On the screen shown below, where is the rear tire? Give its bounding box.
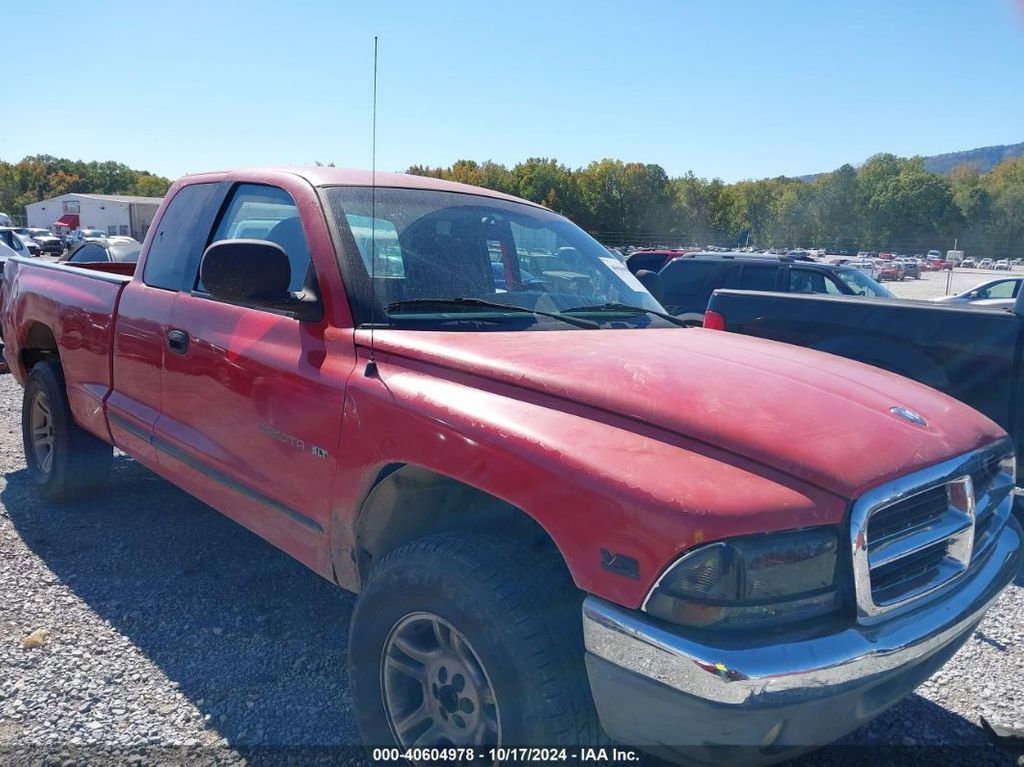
[349,532,602,753]
[22,360,112,501]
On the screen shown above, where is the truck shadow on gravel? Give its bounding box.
[2,457,363,758]
[2,458,1014,766]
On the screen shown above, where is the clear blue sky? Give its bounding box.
[5,0,1023,182]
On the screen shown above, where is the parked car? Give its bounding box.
[625,248,692,275]
[893,258,920,279]
[15,232,40,256]
[995,260,1011,271]
[961,258,977,268]
[0,239,18,263]
[61,239,142,265]
[0,227,33,259]
[2,167,1019,761]
[875,260,904,281]
[845,259,882,279]
[652,252,891,325]
[927,249,943,259]
[64,228,109,249]
[18,227,64,256]
[979,258,994,269]
[931,277,1022,308]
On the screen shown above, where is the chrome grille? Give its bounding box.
[851,442,1015,623]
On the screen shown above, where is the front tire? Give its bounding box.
[22,360,113,501]
[349,532,601,753]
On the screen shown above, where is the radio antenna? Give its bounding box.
[365,35,380,378]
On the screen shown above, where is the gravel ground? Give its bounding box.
[0,364,1022,765]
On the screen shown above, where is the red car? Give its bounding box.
[876,261,905,281]
[2,168,1018,761]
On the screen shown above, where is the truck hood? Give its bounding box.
[362,327,1006,499]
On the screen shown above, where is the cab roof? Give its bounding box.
[184,166,546,209]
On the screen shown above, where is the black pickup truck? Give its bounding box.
[704,289,1024,497]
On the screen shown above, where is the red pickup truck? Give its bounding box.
[2,168,1020,762]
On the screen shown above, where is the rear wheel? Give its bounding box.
[349,532,602,753]
[22,360,112,501]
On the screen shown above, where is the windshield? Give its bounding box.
[835,267,892,298]
[326,186,667,330]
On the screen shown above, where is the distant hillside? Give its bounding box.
[797,141,1024,181]
[922,142,1024,175]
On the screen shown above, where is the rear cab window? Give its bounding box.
[142,182,224,291]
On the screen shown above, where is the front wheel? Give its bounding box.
[349,532,601,752]
[22,360,112,500]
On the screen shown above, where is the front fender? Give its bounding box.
[329,355,846,609]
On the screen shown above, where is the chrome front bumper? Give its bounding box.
[583,518,1020,759]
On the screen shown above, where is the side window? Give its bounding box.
[738,265,778,290]
[720,265,742,289]
[788,268,829,294]
[821,274,846,295]
[143,182,221,291]
[985,280,1017,299]
[206,184,312,293]
[660,261,717,297]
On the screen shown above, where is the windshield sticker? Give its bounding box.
[600,256,647,292]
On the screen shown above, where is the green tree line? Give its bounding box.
[0,155,172,223]
[408,154,1024,258]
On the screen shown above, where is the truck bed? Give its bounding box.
[2,257,132,442]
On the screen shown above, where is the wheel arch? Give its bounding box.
[19,321,61,378]
[348,463,571,590]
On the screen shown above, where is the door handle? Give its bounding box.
[167,329,190,354]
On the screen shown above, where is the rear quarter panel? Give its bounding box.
[3,258,128,441]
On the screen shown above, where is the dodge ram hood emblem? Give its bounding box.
[890,406,928,427]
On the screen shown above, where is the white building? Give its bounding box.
[25,193,163,241]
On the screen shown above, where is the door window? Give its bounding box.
[981,280,1019,299]
[788,268,836,294]
[205,184,312,293]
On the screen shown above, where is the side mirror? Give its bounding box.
[969,290,981,299]
[635,269,665,304]
[200,239,321,322]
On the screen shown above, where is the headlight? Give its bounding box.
[644,527,841,630]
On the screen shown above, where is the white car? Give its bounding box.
[979,258,994,269]
[845,259,881,279]
[994,260,1011,271]
[0,227,32,258]
[0,238,20,263]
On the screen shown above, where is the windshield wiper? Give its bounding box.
[561,302,689,327]
[384,298,600,329]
